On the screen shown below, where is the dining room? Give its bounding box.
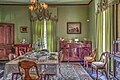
[0,0,120,80]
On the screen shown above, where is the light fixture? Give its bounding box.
[29,0,52,20]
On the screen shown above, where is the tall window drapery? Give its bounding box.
[32,19,57,52]
[96,12,103,59]
[96,0,114,59]
[105,7,112,52]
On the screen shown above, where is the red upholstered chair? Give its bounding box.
[91,52,108,79]
[84,49,96,70]
[12,60,44,80]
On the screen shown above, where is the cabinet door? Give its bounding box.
[0,25,5,44]
[5,24,14,59]
[5,24,14,44]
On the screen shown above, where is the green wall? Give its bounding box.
[0,5,96,46]
[118,4,120,37]
[0,6,57,44]
[118,3,120,51]
[88,0,96,49]
[0,6,31,44]
[57,6,89,41]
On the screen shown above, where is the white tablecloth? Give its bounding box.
[4,52,59,80]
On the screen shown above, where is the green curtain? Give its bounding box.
[96,12,103,60]
[32,20,44,51]
[109,4,114,72]
[33,20,44,42]
[105,8,111,52]
[47,20,56,52]
[32,19,56,52]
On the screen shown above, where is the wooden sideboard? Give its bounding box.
[59,41,92,61]
[14,44,31,57]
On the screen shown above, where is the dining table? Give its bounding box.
[4,51,59,80]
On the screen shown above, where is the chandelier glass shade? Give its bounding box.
[29,0,52,20]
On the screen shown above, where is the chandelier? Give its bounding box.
[29,0,52,20]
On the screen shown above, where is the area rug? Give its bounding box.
[0,63,92,80]
[54,63,93,80]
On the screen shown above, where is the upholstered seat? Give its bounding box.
[92,62,104,68]
[84,56,93,60]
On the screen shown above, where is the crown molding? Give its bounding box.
[0,0,92,6]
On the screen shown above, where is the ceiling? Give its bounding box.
[0,0,92,5]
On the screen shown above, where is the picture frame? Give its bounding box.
[20,26,27,33]
[67,22,81,34]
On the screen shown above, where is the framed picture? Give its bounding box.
[67,22,81,34]
[20,26,27,33]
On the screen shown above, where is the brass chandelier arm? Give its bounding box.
[29,0,51,21]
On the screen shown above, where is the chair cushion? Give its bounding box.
[91,62,104,69]
[84,56,92,61]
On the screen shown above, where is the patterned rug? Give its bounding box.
[55,63,93,80]
[0,63,92,80]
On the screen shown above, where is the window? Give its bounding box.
[103,11,106,52]
[44,19,47,49]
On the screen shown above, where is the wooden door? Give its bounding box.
[0,23,14,60]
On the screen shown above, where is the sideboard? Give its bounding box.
[59,41,92,61]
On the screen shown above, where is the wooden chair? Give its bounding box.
[91,52,108,80]
[12,60,44,80]
[84,49,96,70]
[8,45,16,60]
[14,44,31,57]
[8,53,16,60]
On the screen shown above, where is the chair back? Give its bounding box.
[90,49,97,58]
[99,52,108,66]
[18,60,40,80]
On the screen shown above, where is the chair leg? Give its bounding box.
[92,67,93,73]
[12,73,18,80]
[103,69,108,79]
[86,61,88,70]
[11,73,14,80]
[84,60,86,67]
[96,69,98,80]
[16,74,18,80]
[44,74,46,80]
